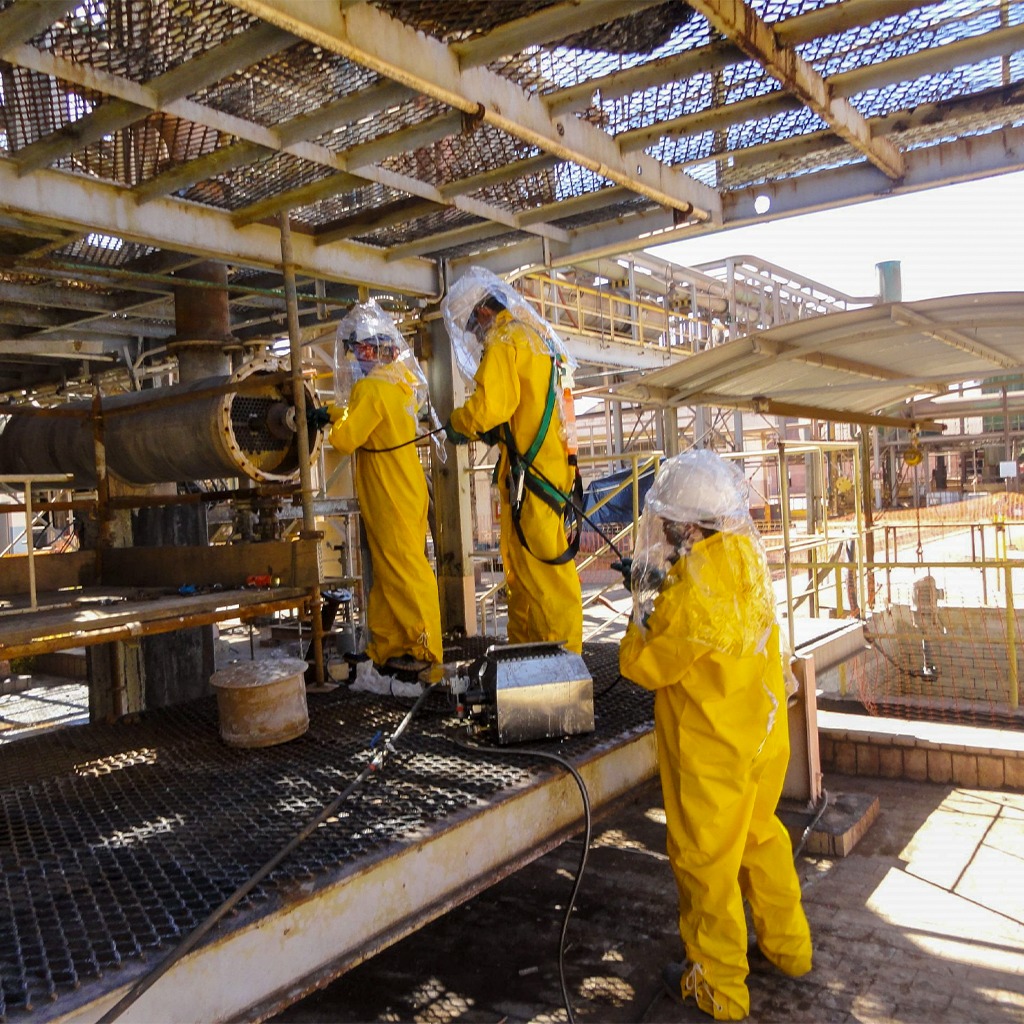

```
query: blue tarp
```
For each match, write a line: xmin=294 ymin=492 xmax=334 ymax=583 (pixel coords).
xmin=581 ymin=463 xmax=657 ymax=526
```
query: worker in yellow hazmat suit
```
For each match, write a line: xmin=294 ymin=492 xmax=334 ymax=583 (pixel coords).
xmin=618 ymin=449 xmax=812 ymax=1021
xmin=326 ymin=301 xmax=443 ymax=673
xmin=440 ymin=268 xmax=583 ymax=654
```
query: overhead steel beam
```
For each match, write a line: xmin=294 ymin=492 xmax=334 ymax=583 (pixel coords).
xmin=751 ymin=336 xmax=909 ymax=382
xmin=386 ymin=220 xmax=503 ymax=261
xmin=774 ymin=0 xmax=934 ymax=47
xmin=617 ymin=24 xmax=1024 ymax=160
xmin=226 ymin=0 xmax=722 ymax=223
xmin=0 ymin=280 xmax=157 ymax=314
xmin=133 ymin=142 xmax=271 ymax=205
xmin=464 ymin=125 xmax=1024 ymax=278
xmin=737 ymin=396 xmax=944 ymax=432
xmin=548 ymin=40 xmax=740 ymax=118
xmin=721 ymin=125 xmax=1024 ymax=223
xmin=13 ymin=22 xmax=296 ymax=175
xmin=342 ymin=110 xmax=465 ymax=171
xmin=831 ymin=21 xmax=1024 ymax=100
xmin=0 ymin=158 xmax=440 ymax=295
xmin=30 ymin=297 xmax=176 ymax=339
xmin=6 ymin=41 xmax=566 ymax=247
xmin=385 ymin=186 xmax=636 ymax=261
xmin=718 ymin=81 xmax=1024 ymax=172
xmin=455 ymin=203 xmax=687 ymax=277
xmin=0 ymin=1 xmax=78 ymax=54
xmin=316 ymin=197 xmax=446 ymax=246
xmin=437 ymin=153 xmax=560 ymax=199
xmin=454 ymin=0 xmax=664 ymax=68
xmin=520 ymin=185 xmax=634 ymax=226
xmin=232 ymin=171 xmax=365 ymax=227
xmin=274 ymin=80 xmax=417 ymax=147
xmin=0 ymin=312 xmax=175 ymax=340
xmin=686 ymin=0 xmax=904 ymax=179
xmin=748 ymin=365 xmax=1024 ymax=397
xmin=911 ymin=392 xmax=1024 ymax=418
xmin=558 ymin=331 xmax=681 ymax=371
xmin=0 ymin=337 xmax=118 ymax=359
xmin=618 ymin=92 xmax=800 ymax=153
xmin=546 ymin=0 xmax=931 ymax=116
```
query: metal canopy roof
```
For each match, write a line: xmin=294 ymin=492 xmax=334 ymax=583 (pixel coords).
xmin=608 ymin=292 xmax=1024 ymax=428
xmin=0 ymin=0 xmax=1020 ymax=395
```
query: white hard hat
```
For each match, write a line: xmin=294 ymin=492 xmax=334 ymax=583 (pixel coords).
xmin=337 ymin=301 xmax=404 ymax=358
xmin=646 ymin=448 xmax=751 ymax=532
xmin=441 ymin=266 xmax=573 ymax=388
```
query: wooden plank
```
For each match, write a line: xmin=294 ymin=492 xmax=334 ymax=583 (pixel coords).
xmin=0 ymin=551 xmax=97 ymax=597
xmin=101 ymin=540 xmax=320 ymax=588
xmin=0 ymin=588 xmax=309 ymax=655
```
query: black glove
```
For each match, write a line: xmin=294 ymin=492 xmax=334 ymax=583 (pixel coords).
xmin=444 ymin=420 xmax=470 ymax=445
xmin=610 ymin=557 xmax=633 ymax=592
xmin=307 ymin=406 xmax=333 ymax=432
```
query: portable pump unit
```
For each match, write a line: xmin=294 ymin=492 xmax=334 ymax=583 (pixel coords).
xmin=458 ymin=642 xmax=595 ymax=745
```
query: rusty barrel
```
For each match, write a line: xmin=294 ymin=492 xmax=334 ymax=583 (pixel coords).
xmin=210 ymin=657 xmax=309 ymax=748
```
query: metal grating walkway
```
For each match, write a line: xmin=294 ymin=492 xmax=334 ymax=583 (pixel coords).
xmin=0 ymin=640 xmax=651 ymax=1022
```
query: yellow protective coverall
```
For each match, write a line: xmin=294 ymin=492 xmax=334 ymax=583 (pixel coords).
xmin=449 ymin=310 xmax=583 ymax=654
xmin=619 ymin=531 xmax=812 ymax=1020
xmin=328 ymin=364 xmax=443 ymax=668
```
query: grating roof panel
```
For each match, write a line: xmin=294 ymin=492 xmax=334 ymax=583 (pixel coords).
xmin=303 ymin=181 xmax=410 ymax=231
xmin=183 ymin=150 xmax=335 ymax=214
xmin=374 ymin=1 xmax=559 ymax=42
xmin=384 ymin=123 xmax=535 ymax=188
xmin=193 ymin=42 xmax=377 ymax=129
xmin=359 ymin=207 xmax=484 ymax=249
xmin=36 ymin=0 xmax=262 ymax=83
xmin=0 ymin=68 xmax=107 ymax=153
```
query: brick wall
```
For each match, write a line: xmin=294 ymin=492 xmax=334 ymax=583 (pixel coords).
xmin=819 ymin=715 xmax=1024 ymax=791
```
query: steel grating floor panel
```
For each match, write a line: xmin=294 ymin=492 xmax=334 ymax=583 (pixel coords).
xmin=0 ymin=640 xmax=651 ymax=1022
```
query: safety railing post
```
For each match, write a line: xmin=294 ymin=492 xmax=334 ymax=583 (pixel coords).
xmin=1007 ymin=562 xmax=1018 ymax=709
xmin=981 ymin=527 xmax=988 ymax=603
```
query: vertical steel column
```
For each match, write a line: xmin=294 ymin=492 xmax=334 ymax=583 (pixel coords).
xmin=428 ymin=314 xmax=477 ymax=638
xmin=279 ymin=213 xmax=324 ymax=686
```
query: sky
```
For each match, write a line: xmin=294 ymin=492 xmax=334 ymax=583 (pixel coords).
xmin=650 ymin=168 xmax=1024 ymax=303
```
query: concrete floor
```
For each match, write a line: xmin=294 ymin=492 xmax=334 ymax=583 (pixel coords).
xmin=273 ymin=772 xmax=1024 ymax=1024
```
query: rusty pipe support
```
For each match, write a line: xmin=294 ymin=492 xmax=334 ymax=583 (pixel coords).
xmin=279 ymin=213 xmax=324 ymax=686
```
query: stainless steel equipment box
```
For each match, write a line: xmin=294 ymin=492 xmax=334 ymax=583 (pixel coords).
xmin=476 ymin=642 xmax=595 ymax=744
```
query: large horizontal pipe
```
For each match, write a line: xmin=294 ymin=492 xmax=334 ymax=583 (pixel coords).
xmin=0 ymin=360 xmax=319 ymax=486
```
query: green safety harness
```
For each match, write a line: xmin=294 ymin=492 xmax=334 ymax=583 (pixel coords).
xmin=488 ymin=357 xmax=584 ymax=566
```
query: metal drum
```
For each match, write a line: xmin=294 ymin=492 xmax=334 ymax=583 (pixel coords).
xmin=211 ymin=657 xmax=309 ymax=748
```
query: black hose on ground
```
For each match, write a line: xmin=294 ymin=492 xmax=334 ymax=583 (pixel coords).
xmin=453 ymin=728 xmax=592 ymax=1024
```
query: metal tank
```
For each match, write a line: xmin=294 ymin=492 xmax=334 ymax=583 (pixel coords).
xmin=0 ymin=358 xmax=319 ymax=486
